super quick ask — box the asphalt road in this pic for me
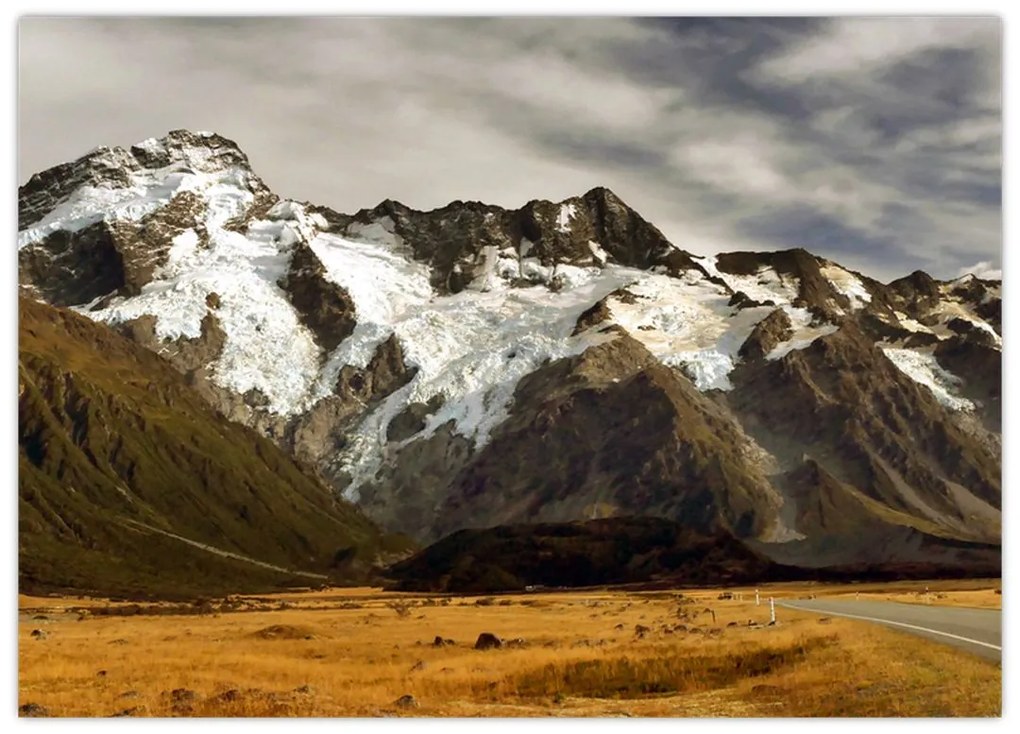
[779,598,1001,662]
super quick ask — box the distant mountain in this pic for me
[19,296,401,598]
[18,130,1001,571]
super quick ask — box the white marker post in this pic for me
[770,597,776,624]
[755,589,760,606]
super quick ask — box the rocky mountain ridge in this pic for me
[18,130,1001,568]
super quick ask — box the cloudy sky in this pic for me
[18,17,1001,281]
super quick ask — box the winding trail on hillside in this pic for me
[117,518,329,580]
[779,598,1001,661]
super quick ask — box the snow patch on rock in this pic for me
[820,263,872,309]
[696,255,799,305]
[556,202,576,233]
[881,347,975,412]
[607,269,773,391]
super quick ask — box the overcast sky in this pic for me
[18,17,1001,281]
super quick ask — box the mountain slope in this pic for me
[19,296,393,598]
[17,130,1001,570]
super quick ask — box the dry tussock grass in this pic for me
[19,581,1000,717]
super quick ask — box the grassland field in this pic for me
[18,578,1001,717]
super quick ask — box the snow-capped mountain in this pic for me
[18,130,1001,568]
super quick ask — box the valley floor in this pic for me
[18,579,1001,717]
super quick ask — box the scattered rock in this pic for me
[32,614,49,620]
[474,632,503,650]
[410,660,427,673]
[118,691,140,700]
[170,688,197,703]
[614,623,625,630]
[505,637,528,649]
[109,638,129,645]
[432,635,456,647]
[394,694,419,709]
[111,706,146,717]
[726,621,738,628]
[294,685,314,695]
[19,703,49,717]
[30,629,47,639]
[96,669,108,678]
[818,617,833,624]
[215,689,241,702]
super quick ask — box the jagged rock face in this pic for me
[332,187,706,294]
[278,241,357,352]
[19,191,206,307]
[886,270,944,312]
[714,249,861,321]
[18,129,1001,571]
[19,220,128,306]
[729,322,1000,551]
[739,308,793,361]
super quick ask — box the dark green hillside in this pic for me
[387,516,999,594]
[19,296,396,599]
[387,517,786,593]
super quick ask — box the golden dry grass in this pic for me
[19,582,1000,718]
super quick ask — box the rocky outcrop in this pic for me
[19,220,129,306]
[277,241,357,352]
[387,395,446,443]
[335,335,416,404]
[739,308,793,361]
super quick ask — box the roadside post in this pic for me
[755,589,760,606]
[770,597,776,624]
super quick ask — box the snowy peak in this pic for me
[19,130,265,231]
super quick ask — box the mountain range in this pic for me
[18,130,1001,593]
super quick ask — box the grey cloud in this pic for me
[18,16,1001,282]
